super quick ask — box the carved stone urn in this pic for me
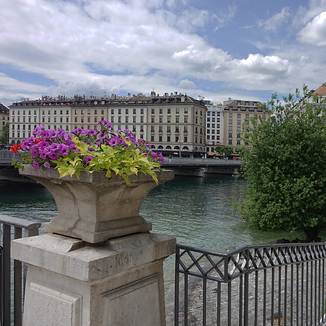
[20,165,174,243]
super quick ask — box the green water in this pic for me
[0,175,306,252]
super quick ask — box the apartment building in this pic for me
[222,99,267,152]
[204,100,224,156]
[0,103,9,142]
[9,92,207,158]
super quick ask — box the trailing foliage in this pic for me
[234,86,326,241]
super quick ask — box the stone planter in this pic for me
[19,165,174,243]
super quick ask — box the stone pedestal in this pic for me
[11,233,176,326]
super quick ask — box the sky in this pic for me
[1,0,326,107]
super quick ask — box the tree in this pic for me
[214,145,233,158]
[0,123,9,145]
[234,86,326,242]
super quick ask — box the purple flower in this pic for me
[46,129,58,139]
[58,144,70,156]
[32,161,40,169]
[48,152,59,160]
[86,129,98,136]
[30,148,38,158]
[98,120,113,129]
[43,162,50,169]
[84,155,93,164]
[39,151,47,159]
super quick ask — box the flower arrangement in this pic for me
[11,120,164,185]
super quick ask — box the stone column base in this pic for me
[11,233,176,326]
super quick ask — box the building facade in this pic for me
[9,92,207,158]
[0,103,9,144]
[222,99,267,153]
[204,100,224,156]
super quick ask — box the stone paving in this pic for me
[166,262,326,326]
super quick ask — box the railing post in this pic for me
[3,224,11,326]
[0,214,41,326]
[174,245,179,326]
[14,227,22,326]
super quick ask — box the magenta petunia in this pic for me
[84,155,93,164]
[32,161,40,169]
[48,152,59,160]
[43,162,51,169]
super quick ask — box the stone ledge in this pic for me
[11,233,176,282]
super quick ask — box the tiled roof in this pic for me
[312,84,326,96]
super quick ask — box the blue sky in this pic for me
[1,0,326,106]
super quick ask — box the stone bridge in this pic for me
[0,151,242,181]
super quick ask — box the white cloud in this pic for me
[0,73,48,93]
[298,11,326,46]
[213,5,237,31]
[258,7,291,32]
[178,79,196,89]
[0,0,325,107]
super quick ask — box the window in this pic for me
[184,116,188,123]
[184,108,188,114]
[229,113,233,118]
[133,109,136,114]
[125,109,129,114]
[176,108,179,114]
[159,116,163,123]
[176,116,179,123]
[151,116,155,123]
[167,108,171,114]
[229,120,233,125]
[167,116,171,123]
[159,108,163,114]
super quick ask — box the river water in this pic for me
[0,175,303,251]
[0,174,308,299]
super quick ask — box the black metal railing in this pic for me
[175,242,326,326]
[0,214,41,326]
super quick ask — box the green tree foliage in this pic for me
[214,145,233,158]
[235,86,326,241]
[0,123,9,144]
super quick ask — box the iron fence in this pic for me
[0,214,41,326]
[175,242,326,326]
